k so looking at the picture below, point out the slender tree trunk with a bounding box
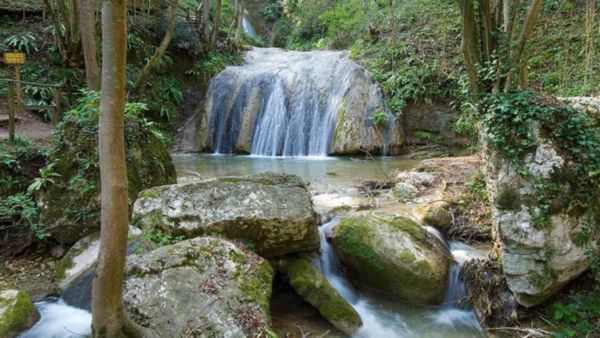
[92,1,147,337]
[210,0,221,50]
[388,0,396,46]
[202,0,210,41]
[584,0,596,87]
[134,0,179,94]
[80,0,101,90]
[235,0,243,46]
[459,0,479,96]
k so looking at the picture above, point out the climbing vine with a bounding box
[480,90,600,273]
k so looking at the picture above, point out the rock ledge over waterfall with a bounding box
[181,48,403,156]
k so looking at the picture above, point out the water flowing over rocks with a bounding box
[483,131,598,307]
[183,47,403,156]
[0,289,39,338]
[133,172,319,257]
[332,213,450,305]
[124,237,275,337]
[277,254,363,334]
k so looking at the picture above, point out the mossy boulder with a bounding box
[39,110,176,244]
[415,202,453,233]
[123,236,275,337]
[0,289,39,338]
[55,226,143,289]
[132,172,319,257]
[332,213,449,305]
[277,255,362,334]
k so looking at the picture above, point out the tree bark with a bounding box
[513,0,544,90]
[79,0,101,90]
[210,0,221,50]
[92,0,146,337]
[459,0,479,96]
[388,0,396,46]
[584,0,596,87]
[134,0,178,94]
[234,0,243,46]
[202,0,210,41]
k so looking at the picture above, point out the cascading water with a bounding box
[318,220,484,337]
[242,16,259,41]
[198,48,402,157]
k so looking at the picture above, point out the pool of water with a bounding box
[173,154,418,191]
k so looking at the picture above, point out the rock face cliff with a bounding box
[182,47,403,156]
[483,130,598,307]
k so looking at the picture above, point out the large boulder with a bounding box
[40,102,177,244]
[483,137,598,307]
[332,213,449,304]
[0,289,39,338]
[55,226,143,289]
[124,237,275,337]
[277,255,362,334]
[133,172,320,257]
[180,48,403,156]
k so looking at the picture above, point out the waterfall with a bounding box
[317,220,483,337]
[242,16,259,41]
[199,48,402,157]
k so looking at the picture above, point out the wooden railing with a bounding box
[1,78,62,142]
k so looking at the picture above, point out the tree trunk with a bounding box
[79,0,101,90]
[388,0,396,46]
[202,0,210,41]
[584,0,596,87]
[235,0,243,46]
[91,0,147,337]
[134,0,179,94]
[210,0,221,50]
[459,0,479,96]
[513,0,544,90]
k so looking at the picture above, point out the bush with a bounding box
[38,91,177,244]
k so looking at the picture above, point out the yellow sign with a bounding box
[3,52,26,65]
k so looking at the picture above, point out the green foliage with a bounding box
[0,193,46,239]
[27,164,60,195]
[143,228,184,247]
[371,110,389,127]
[39,90,176,239]
[261,0,283,22]
[186,52,240,80]
[413,131,443,145]
[464,170,489,202]
[551,291,600,337]
[3,33,38,54]
[481,90,600,235]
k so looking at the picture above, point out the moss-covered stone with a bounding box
[278,255,362,334]
[124,236,275,337]
[495,184,522,211]
[415,202,453,232]
[0,289,39,338]
[333,213,449,305]
[40,112,176,244]
[132,173,320,258]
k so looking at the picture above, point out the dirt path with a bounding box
[0,109,53,144]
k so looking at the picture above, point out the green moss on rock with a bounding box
[40,105,177,244]
[278,255,362,334]
[333,214,448,305]
[0,290,38,338]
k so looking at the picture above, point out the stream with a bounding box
[19,154,486,337]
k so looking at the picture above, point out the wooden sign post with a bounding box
[3,52,26,142]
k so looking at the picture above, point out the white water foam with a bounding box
[19,299,91,338]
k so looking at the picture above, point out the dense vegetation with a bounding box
[262,0,599,129]
[1,0,599,336]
